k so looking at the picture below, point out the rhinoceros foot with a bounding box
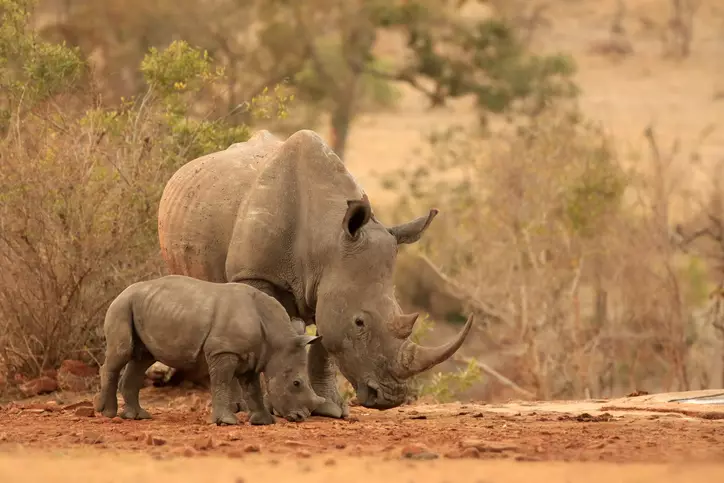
[312,399,348,419]
[213,413,239,426]
[119,406,152,420]
[249,410,275,426]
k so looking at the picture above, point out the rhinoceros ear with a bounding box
[343,193,372,240]
[388,208,439,245]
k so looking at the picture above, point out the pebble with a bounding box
[82,431,103,444]
[459,439,518,453]
[243,443,261,453]
[324,458,336,466]
[296,449,312,458]
[74,407,95,418]
[400,443,439,460]
[194,435,214,451]
[461,447,481,459]
[334,442,347,449]
[145,433,167,446]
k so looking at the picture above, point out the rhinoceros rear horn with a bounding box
[393,314,474,379]
[343,193,372,240]
[390,312,420,339]
[388,208,439,245]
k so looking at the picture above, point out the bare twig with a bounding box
[456,355,536,399]
[415,252,510,325]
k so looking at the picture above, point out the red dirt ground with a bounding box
[1,387,724,482]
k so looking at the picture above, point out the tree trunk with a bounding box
[330,91,355,162]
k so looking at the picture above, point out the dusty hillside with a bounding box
[342,0,724,221]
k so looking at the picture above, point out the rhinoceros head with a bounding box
[265,334,327,422]
[315,194,474,410]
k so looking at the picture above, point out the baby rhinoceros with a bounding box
[95,275,326,425]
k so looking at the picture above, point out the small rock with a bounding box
[145,433,166,446]
[347,416,360,423]
[75,406,95,418]
[24,408,46,414]
[19,376,58,397]
[297,449,312,458]
[324,458,336,466]
[83,431,103,444]
[194,435,214,451]
[459,439,518,453]
[243,443,260,453]
[461,447,480,459]
[57,360,97,392]
[62,400,94,412]
[226,450,244,459]
[181,446,197,458]
[335,442,346,449]
[401,443,438,460]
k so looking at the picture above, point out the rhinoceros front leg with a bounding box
[308,337,349,419]
[239,372,275,426]
[206,353,241,426]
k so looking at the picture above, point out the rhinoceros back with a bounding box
[158,131,282,282]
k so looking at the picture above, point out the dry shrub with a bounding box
[385,108,716,400]
[0,12,291,382]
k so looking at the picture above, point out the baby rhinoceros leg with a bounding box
[95,305,135,419]
[207,353,242,426]
[229,378,249,414]
[118,357,155,420]
[239,373,275,426]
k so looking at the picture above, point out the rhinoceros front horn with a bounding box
[392,314,474,379]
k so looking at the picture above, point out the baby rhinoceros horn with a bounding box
[392,314,475,379]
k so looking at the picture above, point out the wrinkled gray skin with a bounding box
[95,275,325,425]
[157,129,474,418]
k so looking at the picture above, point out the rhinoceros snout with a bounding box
[356,381,405,410]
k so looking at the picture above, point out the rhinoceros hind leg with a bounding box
[118,357,155,420]
[96,324,135,418]
[307,340,349,419]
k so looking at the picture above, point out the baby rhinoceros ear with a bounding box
[294,334,323,348]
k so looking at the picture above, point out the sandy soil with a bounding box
[1,388,724,482]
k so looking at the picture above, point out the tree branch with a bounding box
[415,252,511,325]
[455,355,536,399]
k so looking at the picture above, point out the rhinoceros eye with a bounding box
[293,380,301,387]
[354,317,365,328]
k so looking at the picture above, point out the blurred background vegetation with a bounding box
[2,0,724,403]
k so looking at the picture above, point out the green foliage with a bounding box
[367,0,577,118]
[407,314,483,402]
[417,358,483,403]
[0,0,85,127]
[141,40,222,97]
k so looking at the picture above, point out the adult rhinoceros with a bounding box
[156,129,473,418]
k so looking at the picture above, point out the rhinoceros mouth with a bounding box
[356,380,406,410]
